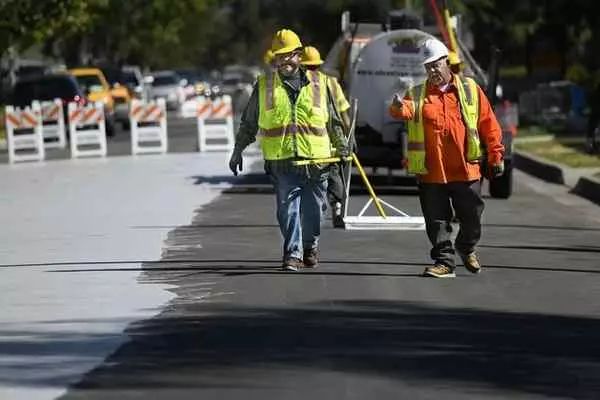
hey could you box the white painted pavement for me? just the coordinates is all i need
[0,152,261,400]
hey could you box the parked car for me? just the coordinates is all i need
[97,65,134,128]
[11,73,87,125]
[121,66,148,101]
[149,71,186,111]
[68,67,116,135]
[219,71,254,100]
[174,68,201,99]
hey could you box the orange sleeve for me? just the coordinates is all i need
[389,96,415,120]
[476,86,504,165]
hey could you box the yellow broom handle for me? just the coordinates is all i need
[351,153,387,218]
[292,156,352,166]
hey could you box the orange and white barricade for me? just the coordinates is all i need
[41,99,66,149]
[68,102,107,159]
[129,98,168,155]
[196,95,234,152]
[5,102,45,164]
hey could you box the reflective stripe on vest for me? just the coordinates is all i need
[406,84,428,174]
[455,76,481,162]
[258,70,331,161]
[406,76,481,175]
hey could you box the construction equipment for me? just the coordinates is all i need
[322,5,514,199]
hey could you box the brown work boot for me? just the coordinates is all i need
[282,257,303,272]
[303,248,319,268]
[459,252,482,274]
[423,264,456,278]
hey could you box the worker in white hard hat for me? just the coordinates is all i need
[228,29,348,272]
[389,38,505,278]
[301,45,352,228]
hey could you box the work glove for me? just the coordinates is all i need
[490,160,505,178]
[228,150,243,176]
[392,93,404,109]
[336,147,350,160]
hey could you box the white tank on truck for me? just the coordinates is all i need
[349,29,435,170]
[323,9,515,199]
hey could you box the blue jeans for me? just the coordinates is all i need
[270,168,328,260]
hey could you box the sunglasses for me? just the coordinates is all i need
[424,58,447,72]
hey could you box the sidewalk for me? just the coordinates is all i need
[0,151,260,400]
[514,136,600,205]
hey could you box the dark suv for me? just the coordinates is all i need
[12,74,86,107]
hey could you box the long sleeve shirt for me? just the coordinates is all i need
[233,69,348,173]
[389,79,504,184]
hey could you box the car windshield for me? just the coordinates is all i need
[75,75,104,93]
[177,71,199,83]
[101,69,122,85]
[121,71,140,86]
[13,76,79,104]
[222,77,241,85]
[152,75,178,86]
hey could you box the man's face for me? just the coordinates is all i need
[276,50,301,76]
[424,56,452,86]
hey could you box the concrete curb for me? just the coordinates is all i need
[515,149,600,206]
[572,176,600,206]
[514,150,565,185]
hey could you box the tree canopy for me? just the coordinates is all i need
[1,0,599,79]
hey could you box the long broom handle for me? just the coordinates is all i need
[350,153,387,218]
[293,153,387,218]
[292,156,352,166]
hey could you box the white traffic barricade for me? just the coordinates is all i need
[196,95,235,152]
[41,99,66,149]
[129,98,168,155]
[5,102,45,164]
[180,98,198,119]
[68,102,107,159]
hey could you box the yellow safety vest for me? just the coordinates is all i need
[257,70,331,161]
[327,76,350,113]
[406,76,481,175]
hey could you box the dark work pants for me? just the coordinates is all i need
[418,180,485,268]
[327,163,345,205]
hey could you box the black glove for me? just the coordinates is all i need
[336,147,350,160]
[228,151,243,176]
[490,160,504,178]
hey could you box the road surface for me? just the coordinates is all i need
[1,112,599,399]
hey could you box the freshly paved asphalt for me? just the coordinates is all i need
[52,165,600,399]
[2,101,600,399]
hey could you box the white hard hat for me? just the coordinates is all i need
[422,38,449,65]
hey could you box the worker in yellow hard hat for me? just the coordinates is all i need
[301,46,351,128]
[263,49,274,69]
[301,45,352,228]
[228,29,348,271]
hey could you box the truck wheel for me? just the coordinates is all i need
[489,164,513,199]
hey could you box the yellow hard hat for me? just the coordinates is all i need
[264,49,274,65]
[271,29,302,55]
[301,46,324,66]
[448,51,462,66]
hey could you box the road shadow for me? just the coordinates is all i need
[484,223,600,232]
[40,300,600,399]
[31,258,600,276]
[190,173,420,195]
[480,244,600,254]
